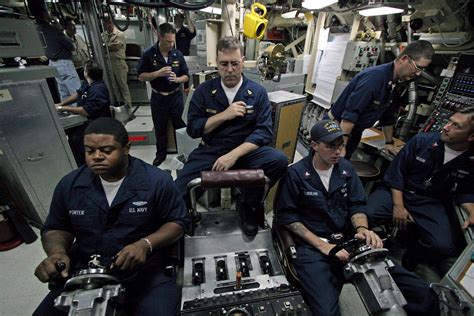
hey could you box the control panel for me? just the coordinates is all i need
[422,54,474,133]
[181,288,309,315]
[181,248,310,315]
[448,54,474,98]
[438,241,474,315]
[341,41,382,72]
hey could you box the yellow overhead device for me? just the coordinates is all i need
[243,3,268,40]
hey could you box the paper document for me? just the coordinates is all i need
[361,129,381,139]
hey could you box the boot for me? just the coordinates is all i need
[237,200,258,236]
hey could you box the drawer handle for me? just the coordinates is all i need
[27,152,44,161]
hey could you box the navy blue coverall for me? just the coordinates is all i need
[330,62,399,158]
[136,44,188,164]
[34,157,190,316]
[174,76,288,207]
[176,26,196,56]
[66,80,111,166]
[275,152,439,316]
[367,133,474,263]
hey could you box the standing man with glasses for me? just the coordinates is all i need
[274,119,440,316]
[137,23,189,167]
[328,40,434,159]
[175,36,287,237]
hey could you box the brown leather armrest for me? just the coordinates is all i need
[277,225,297,260]
[201,169,266,189]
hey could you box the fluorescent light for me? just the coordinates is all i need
[199,7,222,15]
[359,6,404,16]
[281,10,302,19]
[302,0,338,10]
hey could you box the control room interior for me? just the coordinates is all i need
[0,0,473,315]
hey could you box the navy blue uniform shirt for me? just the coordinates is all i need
[77,80,111,120]
[136,44,189,93]
[187,76,273,149]
[41,156,190,269]
[36,21,74,60]
[176,27,196,56]
[331,62,399,132]
[275,152,367,241]
[384,132,474,205]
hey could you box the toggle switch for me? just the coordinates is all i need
[215,258,228,281]
[192,259,205,286]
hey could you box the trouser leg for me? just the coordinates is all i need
[111,59,131,106]
[294,245,345,316]
[52,60,81,103]
[404,194,457,262]
[150,93,170,165]
[174,146,220,208]
[390,264,440,316]
[65,124,87,167]
[366,186,394,227]
[33,288,66,316]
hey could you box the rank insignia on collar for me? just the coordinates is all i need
[432,142,439,148]
[247,89,253,95]
[304,171,311,178]
[211,89,218,95]
[342,170,348,176]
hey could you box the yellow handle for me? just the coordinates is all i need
[251,3,267,18]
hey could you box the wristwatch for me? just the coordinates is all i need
[57,105,63,111]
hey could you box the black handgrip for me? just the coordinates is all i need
[328,238,361,258]
[55,261,66,272]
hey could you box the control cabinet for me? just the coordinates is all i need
[422,54,474,133]
[341,41,382,72]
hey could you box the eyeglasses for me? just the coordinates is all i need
[409,58,426,73]
[218,61,241,69]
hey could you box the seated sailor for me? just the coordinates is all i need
[175,36,287,236]
[274,120,439,316]
[33,117,190,315]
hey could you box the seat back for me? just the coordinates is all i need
[186,169,270,235]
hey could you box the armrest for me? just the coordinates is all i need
[276,225,297,260]
[163,238,182,276]
[201,169,266,189]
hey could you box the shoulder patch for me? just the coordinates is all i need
[211,89,218,95]
[247,89,253,96]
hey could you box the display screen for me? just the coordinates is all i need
[449,54,474,98]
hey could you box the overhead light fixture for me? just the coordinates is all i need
[281,10,302,19]
[302,0,338,10]
[358,0,405,17]
[199,6,222,15]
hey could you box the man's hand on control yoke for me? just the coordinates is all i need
[355,229,384,249]
[112,240,148,271]
[35,253,70,283]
